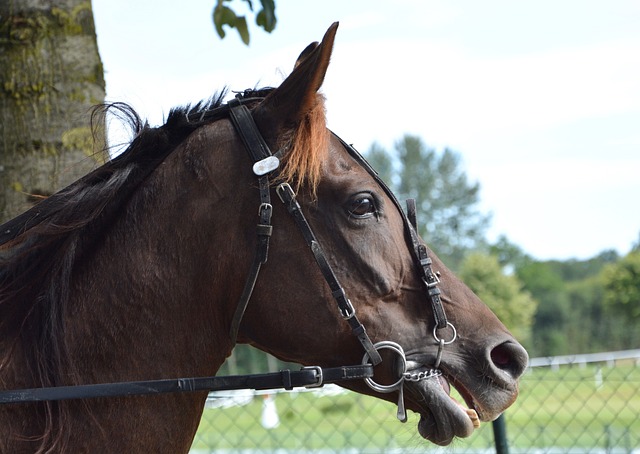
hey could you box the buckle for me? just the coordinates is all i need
[423,272,440,288]
[258,202,272,218]
[276,183,295,203]
[302,366,323,388]
[339,299,356,320]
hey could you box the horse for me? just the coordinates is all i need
[0,23,528,453]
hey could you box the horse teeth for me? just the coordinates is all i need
[466,409,481,428]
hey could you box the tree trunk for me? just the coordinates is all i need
[0,0,105,222]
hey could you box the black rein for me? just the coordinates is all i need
[0,365,373,404]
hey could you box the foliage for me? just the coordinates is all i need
[458,253,537,343]
[489,234,532,271]
[602,251,640,320]
[366,135,490,270]
[213,0,276,45]
[505,242,636,356]
[366,141,393,187]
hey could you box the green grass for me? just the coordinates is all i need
[506,364,640,449]
[191,364,640,452]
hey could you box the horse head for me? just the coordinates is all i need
[232,23,529,446]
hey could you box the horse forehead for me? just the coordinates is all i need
[324,138,370,180]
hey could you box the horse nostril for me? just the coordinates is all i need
[490,341,529,379]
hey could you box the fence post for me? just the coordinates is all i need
[492,414,509,454]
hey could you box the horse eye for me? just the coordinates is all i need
[348,194,377,219]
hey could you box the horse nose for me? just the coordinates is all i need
[489,341,529,380]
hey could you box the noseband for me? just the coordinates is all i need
[226,97,458,421]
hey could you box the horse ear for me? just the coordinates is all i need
[294,42,319,68]
[252,22,338,146]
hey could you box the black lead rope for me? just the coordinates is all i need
[0,365,373,404]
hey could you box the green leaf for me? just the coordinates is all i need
[213,5,239,39]
[212,0,276,44]
[256,0,276,32]
[235,16,250,45]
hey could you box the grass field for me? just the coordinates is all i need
[191,364,640,452]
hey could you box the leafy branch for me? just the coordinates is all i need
[213,0,276,45]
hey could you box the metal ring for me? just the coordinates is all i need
[432,322,457,345]
[361,341,406,393]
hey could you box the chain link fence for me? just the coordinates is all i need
[190,350,640,453]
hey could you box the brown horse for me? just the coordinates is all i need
[0,23,527,453]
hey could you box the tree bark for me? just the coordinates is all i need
[0,0,105,222]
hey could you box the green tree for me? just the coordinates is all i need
[366,141,394,187]
[459,253,537,344]
[515,260,570,356]
[632,231,640,252]
[602,251,640,320]
[0,0,105,222]
[366,135,490,270]
[489,234,534,273]
[513,249,629,356]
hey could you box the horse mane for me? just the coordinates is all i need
[0,87,329,452]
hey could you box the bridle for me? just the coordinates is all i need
[226,98,382,366]
[225,97,458,421]
[0,96,457,424]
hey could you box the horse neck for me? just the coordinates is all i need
[0,122,257,453]
[66,131,251,383]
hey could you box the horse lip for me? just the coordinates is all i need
[402,359,483,445]
[403,371,477,445]
[406,360,476,410]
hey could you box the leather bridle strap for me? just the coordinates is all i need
[276,183,382,366]
[0,364,373,404]
[227,98,276,345]
[405,199,448,330]
[226,99,382,366]
[333,134,453,346]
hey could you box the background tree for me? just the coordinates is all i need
[490,234,532,271]
[366,135,490,270]
[0,0,105,222]
[458,253,537,345]
[602,251,640,321]
[366,141,393,187]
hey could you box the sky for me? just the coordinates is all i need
[92,0,640,261]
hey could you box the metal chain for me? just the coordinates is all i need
[403,368,442,382]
